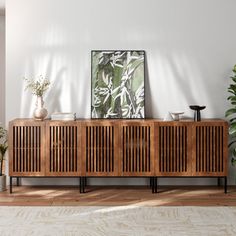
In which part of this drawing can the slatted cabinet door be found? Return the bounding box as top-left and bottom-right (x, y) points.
(9, 120), (45, 176)
(81, 121), (119, 176)
(45, 121), (81, 176)
(121, 121), (154, 176)
(155, 122), (192, 176)
(192, 121), (228, 176)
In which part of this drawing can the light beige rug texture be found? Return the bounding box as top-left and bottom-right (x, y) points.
(0, 206), (235, 236)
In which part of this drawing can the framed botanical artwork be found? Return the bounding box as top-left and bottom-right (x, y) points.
(91, 50), (145, 118)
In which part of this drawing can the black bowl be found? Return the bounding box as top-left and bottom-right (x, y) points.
(189, 105), (206, 111)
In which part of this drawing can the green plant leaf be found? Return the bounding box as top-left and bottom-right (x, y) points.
(230, 117), (236, 123)
(233, 65), (236, 73)
(233, 148), (236, 157)
(227, 95), (235, 100)
(227, 89), (236, 95)
(225, 108), (236, 117)
(229, 132), (236, 140)
(229, 140), (236, 147)
(229, 122), (236, 135)
(231, 157), (236, 166)
(230, 76), (236, 83)
(229, 96), (236, 101)
(229, 84), (236, 90)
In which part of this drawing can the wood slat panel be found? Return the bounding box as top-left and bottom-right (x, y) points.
(9, 123), (45, 176)
(46, 124), (79, 175)
(121, 124), (153, 176)
(194, 125), (225, 175)
(84, 125), (116, 176)
(157, 124), (190, 176)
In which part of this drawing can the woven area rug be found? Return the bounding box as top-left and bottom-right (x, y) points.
(0, 206), (235, 236)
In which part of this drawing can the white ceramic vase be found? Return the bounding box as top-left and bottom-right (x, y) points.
(33, 96), (48, 120)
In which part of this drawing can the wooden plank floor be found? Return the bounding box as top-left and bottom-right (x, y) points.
(0, 185), (236, 206)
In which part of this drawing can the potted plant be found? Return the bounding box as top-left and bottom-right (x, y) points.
(24, 75), (50, 120)
(0, 126), (7, 191)
(225, 64), (236, 165)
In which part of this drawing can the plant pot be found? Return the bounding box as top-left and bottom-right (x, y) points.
(0, 175), (6, 191)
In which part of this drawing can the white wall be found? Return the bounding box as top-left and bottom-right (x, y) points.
(0, 0), (5, 15)
(0, 0), (5, 8)
(0, 14), (5, 125)
(6, 0), (236, 186)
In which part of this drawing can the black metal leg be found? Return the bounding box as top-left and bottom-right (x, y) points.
(79, 177), (82, 193)
(217, 177), (221, 186)
(150, 177), (153, 188)
(80, 177), (85, 193)
(83, 177), (86, 193)
(10, 177), (12, 194)
(84, 177), (87, 187)
(154, 177), (158, 193)
(224, 176), (227, 194)
(152, 177), (157, 194)
(152, 177), (155, 193)
(16, 177), (20, 186)
(82, 177), (84, 193)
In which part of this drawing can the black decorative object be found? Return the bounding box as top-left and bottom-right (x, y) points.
(189, 105), (206, 121)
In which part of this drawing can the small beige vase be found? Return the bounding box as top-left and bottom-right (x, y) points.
(33, 96), (48, 120)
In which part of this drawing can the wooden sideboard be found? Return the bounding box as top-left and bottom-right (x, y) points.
(8, 119), (228, 193)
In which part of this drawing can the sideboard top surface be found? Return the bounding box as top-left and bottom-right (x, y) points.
(9, 118), (228, 126)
